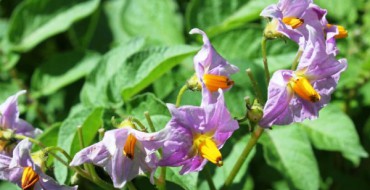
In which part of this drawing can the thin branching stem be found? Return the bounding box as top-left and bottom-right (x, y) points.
(221, 127), (265, 190)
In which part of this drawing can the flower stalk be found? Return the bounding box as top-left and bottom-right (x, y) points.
(221, 126), (264, 190)
(291, 50), (303, 70)
(261, 37), (270, 83)
(203, 165), (216, 190)
(246, 68), (264, 103)
(176, 84), (188, 107)
(144, 111), (156, 132)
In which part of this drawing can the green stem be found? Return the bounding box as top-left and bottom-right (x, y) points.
(98, 128), (105, 141)
(291, 50), (303, 70)
(81, 7), (100, 48)
(77, 126), (86, 149)
(144, 111), (156, 132)
(203, 165), (216, 190)
(246, 68), (264, 103)
(67, 27), (81, 49)
(176, 85), (188, 107)
(221, 127), (265, 190)
(131, 117), (147, 132)
(43, 146), (73, 162)
(126, 181), (138, 190)
(157, 166), (167, 190)
(261, 37), (270, 83)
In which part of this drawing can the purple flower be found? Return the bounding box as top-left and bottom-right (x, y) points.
(70, 126), (165, 188)
(189, 28), (239, 104)
(158, 90), (238, 174)
(260, 0), (327, 47)
(0, 90), (41, 153)
(0, 139), (77, 190)
(259, 26), (347, 127)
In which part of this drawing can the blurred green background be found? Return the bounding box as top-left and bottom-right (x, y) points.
(0, 0), (369, 189)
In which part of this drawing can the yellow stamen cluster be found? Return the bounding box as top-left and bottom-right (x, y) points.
(194, 134), (223, 167)
(327, 24), (348, 39)
(22, 166), (39, 190)
(289, 76), (321, 102)
(123, 134), (137, 160)
(282, 17), (304, 29)
(203, 74), (234, 92)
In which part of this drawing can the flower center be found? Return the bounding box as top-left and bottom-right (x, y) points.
(123, 134), (137, 160)
(202, 74), (234, 92)
(22, 166), (39, 190)
(193, 134), (223, 167)
(282, 17), (304, 29)
(289, 76), (321, 102)
(326, 24), (348, 39)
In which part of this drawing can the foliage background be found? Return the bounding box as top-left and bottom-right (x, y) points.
(0, 0), (369, 189)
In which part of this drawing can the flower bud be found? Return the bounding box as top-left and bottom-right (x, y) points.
(187, 74), (202, 91)
(263, 19), (285, 39)
(31, 150), (47, 171)
(118, 118), (136, 129)
(247, 99), (263, 123)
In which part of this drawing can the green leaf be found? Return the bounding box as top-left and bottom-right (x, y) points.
(5, 0), (100, 52)
(153, 73), (175, 99)
(260, 125), (320, 190)
(0, 52), (20, 71)
(0, 181), (21, 190)
(316, 0), (359, 24)
(301, 105), (368, 166)
(104, 0), (183, 45)
(55, 104), (104, 184)
(186, 0), (275, 37)
(0, 81), (22, 103)
(0, 19), (8, 40)
(34, 123), (61, 151)
(186, 0), (247, 34)
(80, 38), (146, 107)
(109, 45), (198, 102)
(31, 51), (101, 97)
(127, 93), (170, 132)
(213, 135), (256, 189)
(160, 167), (198, 190)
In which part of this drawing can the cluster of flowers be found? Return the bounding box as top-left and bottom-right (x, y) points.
(0, 28), (239, 189)
(0, 0), (348, 189)
(259, 0), (348, 127)
(69, 28), (240, 188)
(0, 91), (76, 189)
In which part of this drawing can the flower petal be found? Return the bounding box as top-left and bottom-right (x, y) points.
(0, 90), (26, 130)
(69, 142), (110, 167)
(260, 70), (294, 127)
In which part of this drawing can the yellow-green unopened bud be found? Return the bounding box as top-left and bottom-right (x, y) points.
(247, 100), (263, 123)
(187, 74), (202, 91)
(264, 19), (285, 40)
(118, 119), (136, 129)
(31, 150), (47, 171)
